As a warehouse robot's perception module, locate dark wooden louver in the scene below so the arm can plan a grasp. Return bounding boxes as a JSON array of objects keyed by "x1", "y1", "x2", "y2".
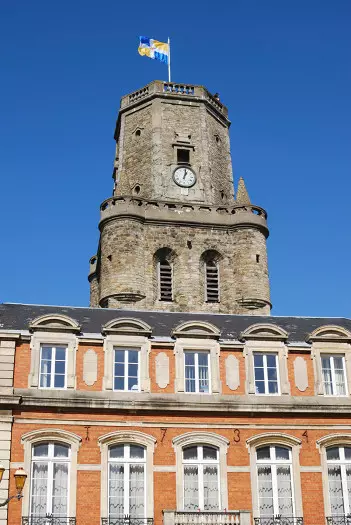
[
  {"x1": 206, "y1": 261, "x2": 219, "y2": 302},
  {"x1": 159, "y1": 261, "x2": 173, "y2": 301}
]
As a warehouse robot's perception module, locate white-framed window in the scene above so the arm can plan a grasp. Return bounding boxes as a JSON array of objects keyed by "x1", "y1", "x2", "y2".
[
  {"x1": 254, "y1": 353, "x2": 280, "y2": 394},
  {"x1": 39, "y1": 345, "x2": 67, "y2": 389},
  {"x1": 256, "y1": 445, "x2": 295, "y2": 518},
  {"x1": 205, "y1": 261, "x2": 219, "y2": 303},
  {"x1": 321, "y1": 355, "x2": 347, "y2": 396},
  {"x1": 108, "y1": 443, "x2": 146, "y2": 518},
  {"x1": 184, "y1": 351, "x2": 210, "y2": 393},
  {"x1": 327, "y1": 445, "x2": 351, "y2": 514},
  {"x1": 30, "y1": 442, "x2": 70, "y2": 517},
  {"x1": 114, "y1": 348, "x2": 139, "y2": 392},
  {"x1": 182, "y1": 444, "x2": 220, "y2": 511}
]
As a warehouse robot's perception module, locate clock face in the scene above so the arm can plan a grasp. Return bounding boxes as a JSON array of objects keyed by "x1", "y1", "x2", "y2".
[{"x1": 173, "y1": 167, "x2": 196, "y2": 188}]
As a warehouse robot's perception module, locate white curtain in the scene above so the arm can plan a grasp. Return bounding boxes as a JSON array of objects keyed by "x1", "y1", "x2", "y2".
[
  {"x1": 109, "y1": 464, "x2": 124, "y2": 517},
  {"x1": 184, "y1": 466, "x2": 199, "y2": 510},
  {"x1": 129, "y1": 464, "x2": 145, "y2": 517},
  {"x1": 52, "y1": 463, "x2": 68, "y2": 516},
  {"x1": 258, "y1": 465, "x2": 273, "y2": 516},
  {"x1": 328, "y1": 466, "x2": 345, "y2": 514},
  {"x1": 185, "y1": 354, "x2": 196, "y2": 393},
  {"x1": 334, "y1": 357, "x2": 346, "y2": 395},
  {"x1": 203, "y1": 465, "x2": 219, "y2": 510},
  {"x1": 277, "y1": 466, "x2": 293, "y2": 515},
  {"x1": 31, "y1": 463, "x2": 48, "y2": 516},
  {"x1": 198, "y1": 354, "x2": 209, "y2": 393}
]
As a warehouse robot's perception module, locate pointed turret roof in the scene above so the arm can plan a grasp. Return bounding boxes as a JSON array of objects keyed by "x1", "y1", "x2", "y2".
[{"x1": 235, "y1": 177, "x2": 251, "y2": 205}]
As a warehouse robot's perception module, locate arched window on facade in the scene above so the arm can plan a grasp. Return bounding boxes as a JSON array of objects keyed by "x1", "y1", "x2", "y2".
[
  {"x1": 326, "y1": 445, "x2": 351, "y2": 516},
  {"x1": 30, "y1": 442, "x2": 70, "y2": 518},
  {"x1": 256, "y1": 445, "x2": 295, "y2": 520},
  {"x1": 182, "y1": 444, "x2": 220, "y2": 511},
  {"x1": 108, "y1": 443, "x2": 146, "y2": 518},
  {"x1": 154, "y1": 248, "x2": 174, "y2": 302}
]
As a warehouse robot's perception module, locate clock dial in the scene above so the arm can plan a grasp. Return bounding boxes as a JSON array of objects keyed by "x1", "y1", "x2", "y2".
[{"x1": 173, "y1": 167, "x2": 196, "y2": 188}]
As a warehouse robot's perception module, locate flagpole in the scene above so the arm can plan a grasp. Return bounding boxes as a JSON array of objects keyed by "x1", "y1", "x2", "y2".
[{"x1": 168, "y1": 37, "x2": 171, "y2": 82}]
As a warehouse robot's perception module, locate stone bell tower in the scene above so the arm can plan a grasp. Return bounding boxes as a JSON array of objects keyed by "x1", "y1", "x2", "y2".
[{"x1": 89, "y1": 80, "x2": 271, "y2": 314}]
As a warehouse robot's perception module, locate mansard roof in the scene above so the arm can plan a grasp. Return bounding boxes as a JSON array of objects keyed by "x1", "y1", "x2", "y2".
[{"x1": 1, "y1": 303, "x2": 351, "y2": 344}]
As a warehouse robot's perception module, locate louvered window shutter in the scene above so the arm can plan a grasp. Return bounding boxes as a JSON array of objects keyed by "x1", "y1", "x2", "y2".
[
  {"x1": 205, "y1": 261, "x2": 219, "y2": 302},
  {"x1": 159, "y1": 260, "x2": 173, "y2": 301}
]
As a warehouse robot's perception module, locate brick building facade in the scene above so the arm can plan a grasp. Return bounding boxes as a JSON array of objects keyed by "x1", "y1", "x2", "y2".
[{"x1": 1, "y1": 81, "x2": 351, "y2": 525}]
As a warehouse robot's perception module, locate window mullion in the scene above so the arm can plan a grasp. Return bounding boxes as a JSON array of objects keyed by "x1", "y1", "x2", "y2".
[
  {"x1": 124, "y1": 351, "x2": 128, "y2": 391},
  {"x1": 124, "y1": 460, "x2": 129, "y2": 515},
  {"x1": 263, "y1": 355, "x2": 268, "y2": 394},
  {"x1": 47, "y1": 457, "x2": 53, "y2": 515},
  {"x1": 195, "y1": 353, "x2": 199, "y2": 393},
  {"x1": 341, "y1": 462, "x2": 349, "y2": 514},
  {"x1": 330, "y1": 357, "x2": 336, "y2": 396},
  {"x1": 199, "y1": 463, "x2": 204, "y2": 510},
  {"x1": 271, "y1": 463, "x2": 279, "y2": 515},
  {"x1": 51, "y1": 347, "x2": 55, "y2": 388}
]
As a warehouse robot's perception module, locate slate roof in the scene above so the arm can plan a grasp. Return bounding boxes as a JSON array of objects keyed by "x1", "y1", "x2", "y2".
[{"x1": 1, "y1": 303, "x2": 350, "y2": 343}]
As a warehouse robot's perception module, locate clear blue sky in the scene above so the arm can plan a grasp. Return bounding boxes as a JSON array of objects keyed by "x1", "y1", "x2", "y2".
[{"x1": 1, "y1": 0, "x2": 350, "y2": 317}]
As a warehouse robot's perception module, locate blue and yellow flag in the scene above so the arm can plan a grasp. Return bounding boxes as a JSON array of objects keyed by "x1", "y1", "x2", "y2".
[{"x1": 138, "y1": 36, "x2": 169, "y2": 64}]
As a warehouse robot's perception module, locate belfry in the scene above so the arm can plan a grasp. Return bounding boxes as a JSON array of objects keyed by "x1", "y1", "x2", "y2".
[{"x1": 88, "y1": 81, "x2": 271, "y2": 314}]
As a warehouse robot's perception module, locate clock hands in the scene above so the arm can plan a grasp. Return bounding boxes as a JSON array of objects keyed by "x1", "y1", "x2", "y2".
[{"x1": 183, "y1": 169, "x2": 188, "y2": 180}]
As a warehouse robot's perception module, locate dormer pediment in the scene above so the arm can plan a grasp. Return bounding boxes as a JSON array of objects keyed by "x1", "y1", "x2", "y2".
[
  {"x1": 171, "y1": 320, "x2": 220, "y2": 339},
  {"x1": 29, "y1": 314, "x2": 81, "y2": 334},
  {"x1": 240, "y1": 323, "x2": 288, "y2": 341},
  {"x1": 102, "y1": 317, "x2": 152, "y2": 337},
  {"x1": 307, "y1": 325, "x2": 351, "y2": 343}
]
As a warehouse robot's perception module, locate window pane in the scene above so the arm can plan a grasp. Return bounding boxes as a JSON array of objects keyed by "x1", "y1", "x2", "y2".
[
  {"x1": 327, "y1": 447, "x2": 340, "y2": 461},
  {"x1": 31, "y1": 462, "x2": 48, "y2": 516},
  {"x1": 110, "y1": 445, "x2": 124, "y2": 459},
  {"x1": 109, "y1": 463, "x2": 124, "y2": 517},
  {"x1": 334, "y1": 357, "x2": 344, "y2": 370},
  {"x1": 258, "y1": 465, "x2": 273, "y2": 516},
  {"x1": 335, "y1": 363, "x2": 346, "y2": 395},
  {"x1": 55, "y1": 348, "x2": 66, "y2": 361},
  {"x1": 54, "y1": 444, "x2": 69, "y2": 458},
  {"x1": 52, "y1": 463, "x2": 68, "y2": 515},
  {"x1": 55, "y1": 361, "x2": 66, "y2": 375},
  {"x1": 267, "y1": 368, "x2": 277, "y2": 381},
  {"x1": 345, "y1": 448, "x2": 351, "y2": 461},
  {"x1": 129, "y1": 351, "x2": 139, "y2": 364},
  {"x1": 255, "y1": 381, "x2": 266, "y2": 394},
  {"x1": 128, "y1": 377, "x2": 139, "y2": 391},
  {"x1": 254, "y1": 354, "x2": 264, "y2": 367},
  {"x1": 328, "y1": 465, "x2": 345, "y2": 514},
  {"x1": 277, "y1": 466, "x2": 293, "y2": 515},
  {"x1": 115, "y1": 350, "x2": 125, "y2": 363},
  {"x1": 257, "y1": 447, "x2": 270, "y2": 461},
  {"x1": 255, "y1": 368, "x2": 264, "y2": 381},
  {"x1": 114, "y1": 363, "x2": 125, "y2": 377},
  {"x1": 183, "y1": 446, "x2": 198, "y2": 461},
  {"x1": 40, "y1": 358, "x2": 51, "y2": 375},
  {"x1": 198, "y1": 353, "x2": 208, "y2": 367},
  {"x1": 203, "y1": 465, "x2": 219, "y2": 510},
  {"x1": 268, "y1": 381, "x2": 278, "y2": 394},
  {"x1": 266, "y1": 354, "x2": 277, "y2": 368},
  {"x1": 129, "y1": 464, "x2": 145, "y2": 517},
  {"x1": 128, "y1": 364, "x2": 138, "y2": 377},
  {"x1": 130, "y1": 446, "x2": 144, "y2": 459},
  {"x1": 114, "y1": 377, "x2": 125, "y2": 391},
  {"x1": 203, "y1": 446, "x2": 217, "y2": 460},
  {"x1": 41, "y1": 347, "x2": 52, "y2": 360},
  {"x1": 54, "y1": 375, "x2": 65, "y2": 388},
  {"x1": 275, "y1": 447, "x2": 290, "y2": 460},
  {"x1": 33, "y1": 444, "x2": 49, "y2": 457},
  {"x1": 185, "y1": 353, "x2": 195, "y2": 366},
  {"x1": 322, "y1": 356, "x2": 331, "y2": 370},
  {"x1": 184, "y1": 466, "x2": 199, "y2": 510}
]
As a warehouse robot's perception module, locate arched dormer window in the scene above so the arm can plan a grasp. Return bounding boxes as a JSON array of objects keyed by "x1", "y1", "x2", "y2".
[
  {"x1": 154, "y1": 248, "x2": 175, "y2": 302},
  {"x1": 201, "y1": 250, "x2": 221, "y2": 303}
]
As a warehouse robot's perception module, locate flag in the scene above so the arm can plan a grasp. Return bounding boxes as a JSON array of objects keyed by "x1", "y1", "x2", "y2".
[{"x1": 138, "y1": 36, "x2": 169, "y2": 64}]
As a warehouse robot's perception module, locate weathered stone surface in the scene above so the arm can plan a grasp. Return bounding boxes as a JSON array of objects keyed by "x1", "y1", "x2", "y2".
[
  {"x1": 155, "y1": 352, "x2": 170, "y2": 389},
  {"x1": 294, "y1": 356, "x2": 308, "y2": 392},
  {"x1": 83, "y1": 349, "x2": 98, "y2": 386},
  {"x1": 225, "y1": 355, "x2": 240, "y2": 391}
]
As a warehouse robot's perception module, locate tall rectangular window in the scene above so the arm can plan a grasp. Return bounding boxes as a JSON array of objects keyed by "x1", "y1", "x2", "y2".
[
  {"x1": 254, "y1": 353, "x2": 279, "y2": 394},
  {"x1": 39, "y1": 346, "x2": 67, "y2": 389},
  {"x1": 185, "y1": 351, "x2": 210, "y2": 393},
  {"x1": 114, "y1": 349, "x2": 139, "y2": 391},
  {"x1": 321, "y1": 355, "x2": 347, "y2": 395}
]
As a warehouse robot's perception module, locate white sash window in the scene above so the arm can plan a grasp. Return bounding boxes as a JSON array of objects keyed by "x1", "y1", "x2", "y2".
[
  {"x1": 183, "y1": 445, "x2": 219, "y2": 511},
  {"x1": 254, "y1": 353, "x2": 279, "y2": 394},
  {"x1": 327, "y1": 446, "x2": 351, "y2": 515},
  {"x1": 109, "y1": 444, "x2": 146, "y2": 518},
  {"x1": 30, "y1": 442, "x2": 70, "y2": 517},
  {"x1": 321, "y1": 355, "x2": 347, "y2": 396},
  {"x1": 184, "y1": 351, "x2": 210, "y2": 394},
  {"x1": 114, "y1": 348, "x2": 140, "y2": 392},
  {"x1": 39, "y1": 346, "x2": 67, "y2": 389},
  {"x1": 256, "y1": 445, "x2": 294, "y2": 518}
]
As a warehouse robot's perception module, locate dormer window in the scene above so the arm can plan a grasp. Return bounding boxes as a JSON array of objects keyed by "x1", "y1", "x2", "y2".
[{"x1": 39, "y1": 345, "x2": 67, "y2": 389}]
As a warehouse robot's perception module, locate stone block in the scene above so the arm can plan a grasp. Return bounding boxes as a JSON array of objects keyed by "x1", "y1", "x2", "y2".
[
  {"x1": 83, "y1": 349, "x2": 98, "y2": 386},
  {"x1": 155, "y1": 352, "x2": 170, "y2": 388}
]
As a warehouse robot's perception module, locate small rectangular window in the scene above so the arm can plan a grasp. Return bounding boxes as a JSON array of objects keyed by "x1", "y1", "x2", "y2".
[
  {"x1": 321, "y1": 354, "x2": 347, "y2": 395},
  {"x1": 177, "y1": 148, "x2": 190, "y2": 164},
  {"x1": 114, "y1": 348, "x2": 139, "y2": 391},
  {"x1": 185, "y1": 351, "x2": 210, "y2": 393},
  {"x1": 254, "y1": 353, "x2": 279, "y2": 395},
  {"x1": 39, "y1": 345, "x2": 67, "y2": 389}
]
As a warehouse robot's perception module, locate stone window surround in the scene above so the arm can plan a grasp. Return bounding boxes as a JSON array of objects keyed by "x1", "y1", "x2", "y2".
[
  {"x1": 316, "y1": 434, "x2": 351, "y2": 518},
  {"x1": 98, "y1": 430, "x2": 156, "y2": 519},
  {"x1": 174, "y1": 338, "x2": 220, "y2": 394},
  {"x1": 103, "y1": 334, "x2": 151, "y2": 392},
  {"x1": 172, "y1": 431, "x2": 229, "y2": 511},
  {"x1": 21, "y1": 429, "x2": 82, "y2": 518},
  {"x1": 28, "y1": 332, "x2": 78, "y2": 389},
  {"x1": 246, "y1": 433, "x2": 303, "y2": 518},
  {"x1": 311, "y1": 342, "x2": 351, "y2": 396},
  {"x1": 243, "y1": 340, "x2": 290, "y2": 395}
]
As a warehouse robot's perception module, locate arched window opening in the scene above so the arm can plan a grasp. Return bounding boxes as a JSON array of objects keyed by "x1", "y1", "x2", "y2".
[
  {"x1": 30, "y1": 442, "x2": 70, "y2": 518},
  {"x1": 256, "y1": 445, "x2": 295, "y2": 520},
  {"x1": 108, "y1": 444, "x2": 146, "y2": 518},
  {"x1": 326, "y1": 445, "x2": 351, "y2": 516},
  {"x1": 182, "y1": 444, "x2": 220, "y2": 511},
  {"x1": 205, "y1": 260, "x2": 219, "y2": 303},
  {"x1": 159, "y1": 260, "x2": 173, "y2": 301}
]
